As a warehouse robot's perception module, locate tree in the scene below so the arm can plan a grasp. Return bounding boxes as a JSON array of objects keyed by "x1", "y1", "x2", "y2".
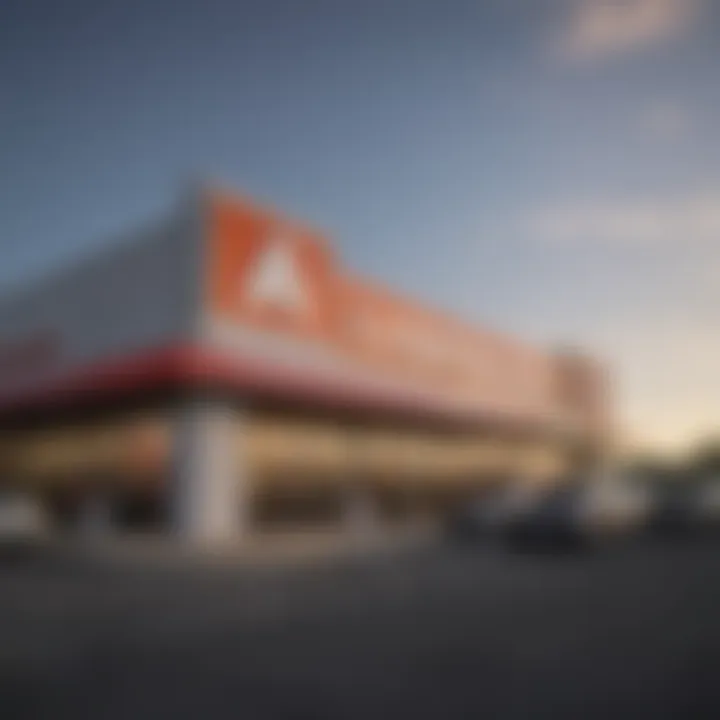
[{"x1": 687, "y1": 437, "x2": 720, "y2": 479}]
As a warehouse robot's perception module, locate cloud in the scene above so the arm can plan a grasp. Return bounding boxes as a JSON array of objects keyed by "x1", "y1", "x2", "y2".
[
  {"x1": 559, "y1": 0, "x2": 701, "y2": 63},
  {"x1": 531, "y1": 189, "x2": 720, "y2": 248}
]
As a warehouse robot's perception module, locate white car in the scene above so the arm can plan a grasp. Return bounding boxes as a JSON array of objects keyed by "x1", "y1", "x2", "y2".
[
  {"x1": 0, "y1": 492, "x2": 48, "y2": 545},
  {"x1": 579, "y1": 479, "x2": 653, "y2": 537}
]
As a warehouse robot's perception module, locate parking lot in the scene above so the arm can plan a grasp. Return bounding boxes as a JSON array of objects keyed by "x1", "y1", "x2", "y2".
[{"x1": 1, "y1": 536, "x2": 719, "y2": 719}]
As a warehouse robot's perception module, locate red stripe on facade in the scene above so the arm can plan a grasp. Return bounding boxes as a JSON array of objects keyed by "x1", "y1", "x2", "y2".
[{"x1": 0, "y1": 344, "x2": 557, "y2": 433}]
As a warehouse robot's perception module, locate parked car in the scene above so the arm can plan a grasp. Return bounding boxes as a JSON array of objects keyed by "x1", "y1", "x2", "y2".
[
  {"x1": 696, "y1": 480, "x2": 720, "y2": 534},
  {"x1": 647, "y1": 479, "x2": 720, "y2": 539},
  {"x1": 0, "y1": 491, "x2": 49, "y2": 551},
  {"x1": 645, "y1": 482, "x2": 701, "y2": 538},
  {"x1": 445, "y1": 482, "x2": 544, "y2": 543},
  {"x1": 503, "y1": 478, "x2": 650, "y2": 552}
]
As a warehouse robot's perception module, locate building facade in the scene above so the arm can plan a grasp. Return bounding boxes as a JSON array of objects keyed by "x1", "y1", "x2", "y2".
[{"x1": 0, "y1": 187, "x2": 611, "y2": 542}]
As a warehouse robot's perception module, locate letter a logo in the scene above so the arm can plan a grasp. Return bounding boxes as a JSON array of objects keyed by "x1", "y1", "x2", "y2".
[{"x1": 245, "y1": 233, "x2": 311, "y2": 315}]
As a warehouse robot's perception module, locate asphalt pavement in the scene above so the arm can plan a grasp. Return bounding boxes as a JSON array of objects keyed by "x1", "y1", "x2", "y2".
[{"x1": 1, "y1": 536, "x2": 719, "y2": 719}]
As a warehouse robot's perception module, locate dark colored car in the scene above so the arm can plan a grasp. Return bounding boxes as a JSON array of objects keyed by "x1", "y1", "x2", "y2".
[
  {"x1": 445, "y1": 483, "x2": 542, "y2": 543},
  {"x1": 696, "y1": 481, "x2": 720, "y2": 535},
  {"x1": 646, "y1": 480, "x2": 720, "y2": 539},
  {"x1": 503, "y1": 483, "x2": 589, "y2": 552},
  {"x1": 646, "y1": 486, "x2": 695, "y2": 538}
]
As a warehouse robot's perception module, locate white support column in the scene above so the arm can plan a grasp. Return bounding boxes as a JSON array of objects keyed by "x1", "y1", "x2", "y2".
[
  {"x1": 170, "y1": 400, "x2": 246, "y2": 544},
  {"x1": 343, "y1": 484, "x2": 378, "y2": 538},
  {"x1": 342, "y1": 430, "x2": 378, "y2": 538}
]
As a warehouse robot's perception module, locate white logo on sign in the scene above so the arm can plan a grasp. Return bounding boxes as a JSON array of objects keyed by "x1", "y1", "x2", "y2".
[{"x1": 245, "y1": 234, "x2": 311, "y2": 314}]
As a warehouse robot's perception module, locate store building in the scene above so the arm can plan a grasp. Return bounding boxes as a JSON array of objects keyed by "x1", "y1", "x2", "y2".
[{"x1": 0, "y1": 187, "x2": 611, "y2": 542}]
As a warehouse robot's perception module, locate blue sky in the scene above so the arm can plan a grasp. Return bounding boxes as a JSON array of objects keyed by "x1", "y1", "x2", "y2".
[{"x1": 2, "y1": 0, "x2": 719, "y2": 451}]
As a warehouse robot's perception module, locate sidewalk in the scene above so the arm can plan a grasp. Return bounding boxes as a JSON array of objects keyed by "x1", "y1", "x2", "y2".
[{"x1": 38, "y1": 522, "x2": 438, "y2": 572}]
